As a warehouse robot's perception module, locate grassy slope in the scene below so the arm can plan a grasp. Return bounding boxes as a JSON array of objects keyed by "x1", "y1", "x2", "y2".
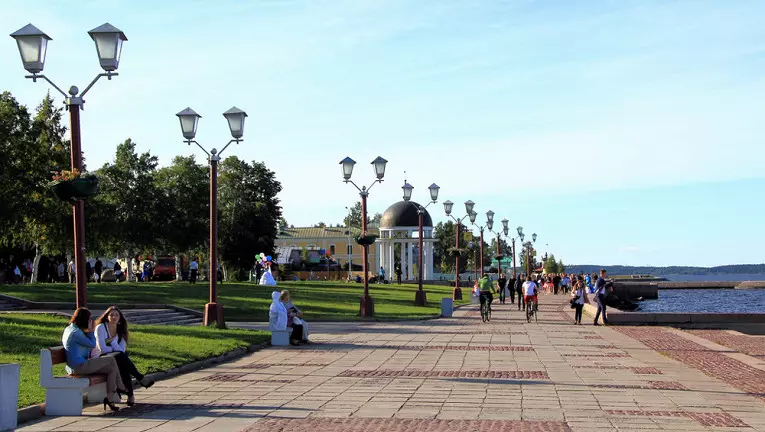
[
  {"x1": 0, "y1": 313, "x2": 269, "y2": 408},
  {"x1": 1, "y1": 281, "x2": 467, "y2": 321}
]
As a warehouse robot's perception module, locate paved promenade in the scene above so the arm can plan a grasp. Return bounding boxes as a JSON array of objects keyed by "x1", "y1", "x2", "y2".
[{"x1": 17, "y1": 295, "x2": 765, "y2": 431}]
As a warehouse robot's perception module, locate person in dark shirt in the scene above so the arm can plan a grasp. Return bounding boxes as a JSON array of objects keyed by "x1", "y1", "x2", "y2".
[
  {"x1": 553, "y1": 274, "x2": 562, "y2": 295},
  {"x1": 94, "y1": 258, "x2": 103, "y2": 283}
]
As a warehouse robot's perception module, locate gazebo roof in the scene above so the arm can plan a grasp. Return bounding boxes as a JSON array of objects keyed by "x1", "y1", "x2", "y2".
[{"x1": 379, "y1": 201, "x2": 433, "y2": 229}]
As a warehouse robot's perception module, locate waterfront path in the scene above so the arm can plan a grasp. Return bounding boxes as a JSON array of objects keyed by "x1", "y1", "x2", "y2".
[{"x1": 17, "y1": 296, "x2": 765, "y2": 431}]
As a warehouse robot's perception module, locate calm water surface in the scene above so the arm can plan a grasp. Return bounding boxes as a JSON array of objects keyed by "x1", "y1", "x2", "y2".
[{"x1": 637, "y1": 288, "x2": 765, "y2": 313}]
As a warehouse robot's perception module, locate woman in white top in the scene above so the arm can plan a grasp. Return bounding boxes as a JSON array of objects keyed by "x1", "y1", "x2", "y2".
[
  {"x1": 95, "y1": 306, "x2": 153, "y2": 406},
  {"x1": 571, "y1": 278, "x2": 589, "y2": 325}
]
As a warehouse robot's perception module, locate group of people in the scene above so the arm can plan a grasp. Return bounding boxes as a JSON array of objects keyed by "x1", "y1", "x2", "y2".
[
  {"x1": 0, "y1": 255, "x2": 114, "y2": 284},
  {"x1": 268, "y1": 290, "x2": 309, "y2": 346},
  {"x1": 475, "y1": 269, "x2": 614, "y2": 325},
  {"x1": 61, "y1": 306, "x2": 155, "y2": 412}
]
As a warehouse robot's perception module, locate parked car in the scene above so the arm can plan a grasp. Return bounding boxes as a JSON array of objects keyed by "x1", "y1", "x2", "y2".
[{"x1": 152, "y1": 256, "x2": 177, "y2": 281}]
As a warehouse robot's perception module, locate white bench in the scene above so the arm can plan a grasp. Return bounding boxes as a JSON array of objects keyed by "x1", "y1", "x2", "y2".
[
  {"x1": 40, "y1": 347, "x2": 107, "y2": 416},
  {"x1": 270, "y1": 328, "x2": 293, "y2": 346}
]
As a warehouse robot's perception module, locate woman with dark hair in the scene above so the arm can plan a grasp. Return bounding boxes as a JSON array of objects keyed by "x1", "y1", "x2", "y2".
[
  {"x1": 62, "y1": 308, "x2": 126, "y2": 411},
  {"x1": 95, "y1": 306, "x2": 154, "y2": 406}
]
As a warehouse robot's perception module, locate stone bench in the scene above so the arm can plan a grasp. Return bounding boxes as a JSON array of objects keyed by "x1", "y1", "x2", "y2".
[
  {"x1": 40, "y1": 347, "x2": 107, "y2": 416},
  {"x1": 271, "y1": 328, "x2": 293, "y2": 346}
]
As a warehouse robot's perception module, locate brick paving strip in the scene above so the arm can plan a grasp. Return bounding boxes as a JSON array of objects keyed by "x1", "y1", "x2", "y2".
[
  {"x1": 614, "y1": 326, "x2": 765, "y2": 401},
  {"x1": 686, "y1": 329, "x2": 765, "y2": 359},
  {"x1": 605, "y1": 410, "x2": 750, "y2": 428},
  {"x1": 242, "y1": 418, "x2": 571, "y2": 432},
  {"x1": 574, "y1": 365, "x2": 663, "y2": 374},
  {"x1": 591, "y1": 380, "x2": 688, "y2": 390},
  {"x1": 337, "y1": 370, "x2": 550, "y2": 379}
]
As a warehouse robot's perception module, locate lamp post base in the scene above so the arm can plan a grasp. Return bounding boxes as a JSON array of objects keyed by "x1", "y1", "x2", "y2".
[
  {"x1": 359, "y1": 295, "x2": 375, "y2": 317},
  {"x1": 414, "y1": 289, "x2": 427, "y2": 306},
  {"x1": 203, "y1": 302, "x2": 226, "y2": 328},
  {"x1": 453, "y1": 287, "x2": 463, "y2": 300}
]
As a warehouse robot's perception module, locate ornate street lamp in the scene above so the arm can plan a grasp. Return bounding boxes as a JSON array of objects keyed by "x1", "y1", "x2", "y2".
[
  {"x1": 443, "y1": 198, "x2": 477, "y2": 300},
  {"x1": 10, "y1": 22, "x2": 127, "y2": 309},
  {"x1": 402, "y1": 181, "x2": 440, "y2": 306},
  {"x1": 176, "y1": 106, "x2": 248, "y2": 328},
  {"x1": 340, "y1": 156, "x2": 388, "y2": 317}
]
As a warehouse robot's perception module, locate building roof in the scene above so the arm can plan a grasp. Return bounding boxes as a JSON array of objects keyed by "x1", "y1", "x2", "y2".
[
  {"x1": 380, "y1": 201, "x2": 433, "y2": 229},
  {"x1": 278, "y1": 226, "x2": 379, "y2": 240}
]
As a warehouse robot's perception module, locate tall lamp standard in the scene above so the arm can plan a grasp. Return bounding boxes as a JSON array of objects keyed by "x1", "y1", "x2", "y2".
[
  {"x1": 443, "y1": 200, "x2": 476, "y2": 300},
  {"x1": 517, "y1": 226, "x2": 526, "y2": 276},
  {"x1": 471, "y1": 210, "x2": 494, "y2": 278},
  {"x1": 10, "y1": 23, "x2": 127, "y2": 309},
  {"x1": 401, "y1": 181, "x2": 440, "y2": 306},
  {"x1": 176, "y1": 106, "x2": 248, "y2": 328},
  {"x1": 530, "y1": 233, "x2": 538, "y2": 275},
  {"x1": 489, "y1": 219, "x2": 510, "y2": 276},
  {"x1": 340, "y1": 156, "x2": 388, "y2": 317}
]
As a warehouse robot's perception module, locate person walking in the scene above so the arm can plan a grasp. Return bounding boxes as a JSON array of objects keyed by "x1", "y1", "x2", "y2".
[
  {"x1": 497, "y1": 273, "x2": 507, "y2": 304},
  {"x1": 593, "y1": 269, "x2": 610, "y2": 325},
  {"x1": 514, "y1": 275, "x2": 524, "y2": 310},
  {"x1": 395, "y1": 266, "x2": 402, "y2": 285},
  {"x1": 189, "y1": 258, "x2": 199, "y2": 284},
  {"x1": 94, "y1": 258, "x2": 103, "y2": 283},
  {"x1": 571, "y1": 277, "x2": 588, "y2": 324},
  {"x1": 379, "y1": 266, "x2": 385, "y2": 283}
]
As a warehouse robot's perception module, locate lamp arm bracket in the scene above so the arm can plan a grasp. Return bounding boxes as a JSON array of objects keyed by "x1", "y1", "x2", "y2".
[
  {"x1": 218, "y1": 139, "x2": 240, "y2": 158},
  {"x1": 26, "y1": 74, "x2": 68, "y2": 99},
  {"x1": 185, "y1": 140, "x2": 210, "y2": 156},
  {"x1": 366, "y1": 178, "x2": 383, "y2": 193},
  {"x1": 344, "y1": 179, "x2": 362, "y2": 193},
  {"x1": 80, "y1": 73, "x2": 117, "y2": 99}
]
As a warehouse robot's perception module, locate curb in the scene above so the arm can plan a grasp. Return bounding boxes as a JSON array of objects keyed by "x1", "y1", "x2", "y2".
[{"x1": 16, "y1": 340, "x2": 271, "y2": 426}]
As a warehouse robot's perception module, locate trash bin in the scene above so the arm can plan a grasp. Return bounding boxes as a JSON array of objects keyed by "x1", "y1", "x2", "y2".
[
  {"x1": 0, "y1": 363, "x2": 20, "y2": 431},
  {"x1": 441, "y1": 297, "x2": 453, "y2": 318}
]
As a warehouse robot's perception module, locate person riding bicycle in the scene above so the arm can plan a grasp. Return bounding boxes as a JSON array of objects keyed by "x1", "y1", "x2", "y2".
[
  {"x1": 522, "y1": 276, "x2": 538, "y2": 312},
  {"x1": 478, "y1": 274, "x2": 495, "y2": 312}
]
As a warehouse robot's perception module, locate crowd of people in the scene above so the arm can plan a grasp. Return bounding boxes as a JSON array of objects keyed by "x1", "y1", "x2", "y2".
[{"x1": 477, "y1": 269, "x2": 614, "y2": 326}]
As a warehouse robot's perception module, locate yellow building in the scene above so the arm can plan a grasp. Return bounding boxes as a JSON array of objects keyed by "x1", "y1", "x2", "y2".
[{"x1": 275, "y1": 224, "x2": 380, "y2": 271}]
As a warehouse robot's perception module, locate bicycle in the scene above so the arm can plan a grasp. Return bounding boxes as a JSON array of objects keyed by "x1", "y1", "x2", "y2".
[
  {"x1": 480, "y1": 296, "x2": 492, "y2": 322},
  {"x1": 526, "y1": 300, "x2": 538, "y2": 323}
]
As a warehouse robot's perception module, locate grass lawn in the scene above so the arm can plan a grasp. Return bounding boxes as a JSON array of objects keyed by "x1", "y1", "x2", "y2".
[
  {"x1": 0, "y1": 313, "x2": 269, "y2": 408},
  {"x1": 1, "y1": 281, "x2": 468, "y2": 321}
]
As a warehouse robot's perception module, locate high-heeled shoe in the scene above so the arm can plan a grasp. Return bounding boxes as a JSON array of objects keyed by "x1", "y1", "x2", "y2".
[
  {"x1": 127, "y1": 395, "x2": 136, "y2": 407},
  {"x1": 103, "y1": 397, "x2": 119, "y2": 412},
  {"x1": 139, "y1": 378, "x2": 155, "y2": 389}
]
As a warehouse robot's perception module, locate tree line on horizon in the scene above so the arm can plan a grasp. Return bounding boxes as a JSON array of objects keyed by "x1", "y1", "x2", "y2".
[
  {"x1": 0, "y1": 91, "x2": 282, "y2": 281},
  {"x1": 568, "y1": 264, "x2": 765, "y2": 275}
]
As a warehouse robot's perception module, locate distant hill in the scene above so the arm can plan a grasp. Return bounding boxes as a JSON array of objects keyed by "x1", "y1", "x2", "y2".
[{"x1": 567, "y1": 264, "x2": 765, "y2": 276}]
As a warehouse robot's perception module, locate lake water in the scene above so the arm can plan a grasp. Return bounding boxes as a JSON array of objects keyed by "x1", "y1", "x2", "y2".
[
  {"x1": 636, "y1": 288, "x2": 765, "y2": 313},
  {"x1": 661, "y1": 274, "x2": 765, "y2": 282}
]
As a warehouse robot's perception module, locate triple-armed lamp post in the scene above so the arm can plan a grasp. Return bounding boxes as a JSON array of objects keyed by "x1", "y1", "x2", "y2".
[
  {"x1": 176, "y1": 106, "x2": 248, "y2": 328},
  {"x1": 340, "y1": 156, "x2": 388, "y2": 317},
  {"x1": 443, "y1": 200, "x2": 476, "y2": 300},
  {"x1": 10, "y1": 22, "x2": 128, "y2": 309},
  {"x1": 401, "y1": 181, "x2": 439, "y2": 306},
  {"x1": 489, "y1": 219, "x2": 510, "y2": 276}
]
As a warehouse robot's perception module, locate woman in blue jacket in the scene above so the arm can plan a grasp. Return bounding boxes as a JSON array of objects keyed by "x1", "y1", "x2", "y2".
[{"x1": 62, "y1": 308, "x2": 127, "y2": 411}]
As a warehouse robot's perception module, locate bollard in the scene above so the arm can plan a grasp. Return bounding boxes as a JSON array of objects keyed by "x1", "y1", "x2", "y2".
[
  {"x1": 441, "y1": 297, "x2": 453, "y2": 318},
  {"x1": 0, "y1": 363, "x2": 20, "y2": 431}
]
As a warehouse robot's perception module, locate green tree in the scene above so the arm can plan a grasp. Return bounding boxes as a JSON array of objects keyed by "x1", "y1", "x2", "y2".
[
  {"x1": 433, "y1": 221, "x2": 455, "y2": 273},
  {"x1": 0, "y1": 92, "x2": 34, "y2": 247},
  {"x1": 155, "y1": 155, "x2": 209, "y2": 279},
  {"x1": 557, "y1": 259, "x2": 566, "y2": 273},
  {"x1": 88, "y1": 139, "x2": 161, "y2": 267},
  {"x1": 217, "y1": 156, "x2": 282, "y2": 280},
  {"x1": 544, "y1": 253, "x2": 558, "y2": 274},
  {"x1": 343, "y1": 202, "x2": 362, "y2": 228}
]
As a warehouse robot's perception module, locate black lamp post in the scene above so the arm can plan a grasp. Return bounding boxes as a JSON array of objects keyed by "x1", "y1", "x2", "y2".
[
  {"x1": 402, "y1": 181, "x2": 439, "y2": 306},
  {"x1": 443, "y1": 200, "x2": 475, "y2": 300}
]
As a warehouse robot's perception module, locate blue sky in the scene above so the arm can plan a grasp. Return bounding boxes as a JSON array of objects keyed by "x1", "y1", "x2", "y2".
[{"x1": 2, "y1": 0, "x2": 764, "y2": 267}]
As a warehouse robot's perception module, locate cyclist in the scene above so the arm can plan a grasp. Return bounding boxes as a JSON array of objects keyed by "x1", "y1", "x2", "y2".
[
  {"x1": 478, "y1": 274, "x2": 495, "y2": 316},
  {"x1": 522, "y1": 276, "x2": 538, "y2": 313}
]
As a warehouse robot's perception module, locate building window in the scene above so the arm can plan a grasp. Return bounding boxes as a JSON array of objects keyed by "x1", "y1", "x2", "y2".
[
  {"x1": 330, "y1": 244, "x2": 336, "y2": 255},
  {"x1": 347, "y1": 244, "x2": 353, "y2": 255}
]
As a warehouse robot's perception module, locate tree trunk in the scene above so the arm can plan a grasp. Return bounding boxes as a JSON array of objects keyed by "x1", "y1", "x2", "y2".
[
  {"x1": 126, "y1": 250, "x2": 135, "y2": 282},
  {"x1": 31, "y1": 244, "x2": 42, "y2": 283},
  {"x1": 175, "y1": 254, "x2": 182, "y2": 281}
]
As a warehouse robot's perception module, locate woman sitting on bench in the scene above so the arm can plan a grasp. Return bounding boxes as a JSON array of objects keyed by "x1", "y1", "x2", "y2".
[
  {"x1": 281, "y1": 290, "x2": 310, "y2": 344},
  {"x1": 95, "y1": 306, "x2": 154, "y2": 407},
  {"x1": 62, "y1": 308, "x2": 127, "y2": 412}
]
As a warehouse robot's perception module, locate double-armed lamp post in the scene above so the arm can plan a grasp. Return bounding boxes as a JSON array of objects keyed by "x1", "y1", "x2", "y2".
[
  {"x1": 471, "y1": 210, "x2": 495, "y2": 278},
  {"x1": 10, "y1": 23, "x2": 128, "y2": 309},
  {"x1": 340, "y1": 156, "x2": 388, "y2": 317},
  {"x1": 489, "y1": 219, "x2": 510, "y2": 276},
  {"x1": 401, "y1": 181, "x2": 439, "y2": 306},
  {"x1": 176, "y1": 107, "x2": 248, "y2": 328},
  {"x1": 443, "y1": 200, "x2": 476, "y2": 300}
]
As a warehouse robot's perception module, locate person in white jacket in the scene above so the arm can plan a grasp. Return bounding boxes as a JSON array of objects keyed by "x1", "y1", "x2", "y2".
[
  {"x1": 269, "y1": 291, "x2": 288, "y2": 331},
  {"x1": 94, "y1": 306, "x2": 153, "y2": 406}
]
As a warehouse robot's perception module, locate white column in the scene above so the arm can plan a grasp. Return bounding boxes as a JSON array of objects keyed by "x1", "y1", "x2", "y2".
[
  {"x1": 399, "y1": 241, "x2": 405, "y2": 280},
  {"x1": 408, "y1": 241, "x2": 414, "y2": 280}
]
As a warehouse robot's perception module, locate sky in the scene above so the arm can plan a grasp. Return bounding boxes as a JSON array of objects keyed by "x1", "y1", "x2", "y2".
[{"x1": 1, "y1": 0, "x2": 764, "y2": 267}]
